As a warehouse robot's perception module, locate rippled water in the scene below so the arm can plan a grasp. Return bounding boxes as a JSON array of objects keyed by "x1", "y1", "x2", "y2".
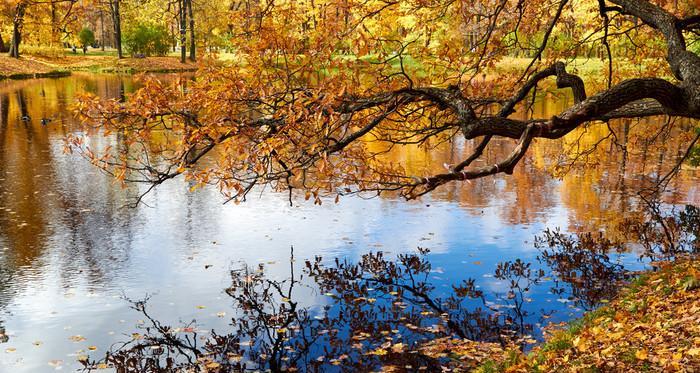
[{"x1": 0, "y1": 73, "x2": 698, "y2": 371}]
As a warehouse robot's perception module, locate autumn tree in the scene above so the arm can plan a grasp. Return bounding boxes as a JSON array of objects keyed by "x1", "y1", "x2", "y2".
[
  {"x1": 187, "y1": 0, "x2": 194, "y2": 61},
  {"x1": 7, "y1": 0, "x2": 28, "y2": 57},
  {"x1": 173, "y1": 0, "x2": 195, "y2": 62},
  {"x1": 71, "y1": 0, "x2": 700, "y2": 205},
  {"x1": 2, "y1": 0, "x2": 86, "y2": 57},
  {"x1": 107, "y1": 0, "x2": 122, "y2": 58},
  {"x1": 78, "y1": 27, "x2": 94, "y2": 48}
]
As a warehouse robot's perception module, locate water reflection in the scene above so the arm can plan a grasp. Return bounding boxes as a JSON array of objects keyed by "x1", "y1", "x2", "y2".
[
  {"x1": 79, "y1": 204, "x2": 699, "y2": 372},
  {"x1": 0, "y1": 73, "x2": 697, "y2": 371},
  {"x1": 80, "y1": 249, "x2": 533, "y2": 372}
]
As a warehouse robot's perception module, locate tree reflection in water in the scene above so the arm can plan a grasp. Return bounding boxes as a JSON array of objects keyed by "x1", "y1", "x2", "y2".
[{"x1": 80, "y1": 204, "x2": 700, "y2": 373}]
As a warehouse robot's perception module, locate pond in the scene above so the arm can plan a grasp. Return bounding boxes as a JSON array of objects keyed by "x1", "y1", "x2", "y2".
[{"x1": 0, "y1": 73, "x2": 698, "y2": 371}]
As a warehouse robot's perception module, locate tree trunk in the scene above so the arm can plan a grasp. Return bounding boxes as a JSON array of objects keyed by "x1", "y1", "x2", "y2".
[
  {"x1": 50, "y1": 1, "x2": 57, "y2": 46},
  {"x1": 101, "y1": 10, "x2": 106, "y2": 51},
  {"x1": 179, "y1": 0, "x2": 187, "y2": 63},
  {"x1": 187, "y1": 0, "x2": 196, "y2": 62},
  {"x1": 9, "y1": 3, "x2": 27, "y2": 59},
  {"x1": 171, "y1": 21, "x2": 176, "y2": 52},
  {"x1": 110, "y1": 0, "x2": 123, "y2": 59}
]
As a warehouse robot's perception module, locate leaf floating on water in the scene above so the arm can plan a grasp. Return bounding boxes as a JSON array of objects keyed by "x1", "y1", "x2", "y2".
[
  {"x1": 196, "y1": 305, "x2": 206, "y2": 309},
  {"x1": 216, "y1": 311, "x2": 226, "y2": 317},
  {"x1": 368, "y1": 348, "x2": 388, "y2": 356},
  {"x1": 391, "y1": 343, "x2": 405, "y2": 353},
  {"x1": 5, "y1": 347, "x2": 16, "y2": 353},
  {"x1": 48, "y1": 360, "x2": 63, "y2": 367},
  {"x1": 88, "y1": 345, "x2": 97, "y2": 351},
  {"x1": 33, "y1": 341, "x2": 43, "y2": 346},
  {"x1": 69, "y1": 335, "x2": 86, "y2": 342}
]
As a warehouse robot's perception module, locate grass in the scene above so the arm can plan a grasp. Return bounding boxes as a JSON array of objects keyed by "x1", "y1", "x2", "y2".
[
  {"x1": 2, "y1": 46, "x2": 630, "y2": 83},
  {"x1": 0, "y1": 47, "x2": 199, "y2": 79},
  {"x1": 495, "y1": 56, "x2": 606, "y2": 77}
]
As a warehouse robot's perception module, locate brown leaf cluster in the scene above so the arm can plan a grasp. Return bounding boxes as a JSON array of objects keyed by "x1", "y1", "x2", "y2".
[
  {"x1": 514, "y1": 258, "x2": 700, "y2": 372},
  {"x1": 419, "y1": 337, "x2": 510, "y2": 371}
]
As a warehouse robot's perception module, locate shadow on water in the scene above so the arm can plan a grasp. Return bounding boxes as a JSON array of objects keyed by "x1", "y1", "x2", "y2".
[{"x1": 80, "y1": 203, "x2": 700, "y2": 373}]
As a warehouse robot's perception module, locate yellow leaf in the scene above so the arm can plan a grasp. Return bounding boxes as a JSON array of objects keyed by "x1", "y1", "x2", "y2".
[
  {"x1": 601, "y1": 345, "x2": 614, "y2": 356},
  {"x1": 206, "y1": 362, "x2": 221, "y2": 369},
  {"x1": 391, "y1": 343, "x2": 405, "y2": 353},
  {"x1": 635, "y1": 349, "x2": 648, "y2": 360}
]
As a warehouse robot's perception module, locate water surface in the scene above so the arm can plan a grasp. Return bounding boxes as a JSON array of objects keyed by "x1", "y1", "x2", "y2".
[{"x1": 0, "y1": 74, "x2": 698, "y2": 371}]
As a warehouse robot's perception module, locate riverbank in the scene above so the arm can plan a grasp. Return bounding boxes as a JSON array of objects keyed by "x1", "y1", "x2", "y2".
[
  {"x1": 0, "y1": 55, "x2": 197, "y2": 80},
  {"x1": 422, "y1": 258, "x2": 700, "y2": 372},
  {"x1": 0, "y1": 56, "x2": 71, "y2": 80}
]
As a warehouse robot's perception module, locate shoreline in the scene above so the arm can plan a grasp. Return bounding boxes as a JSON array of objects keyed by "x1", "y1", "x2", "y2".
[
  {"x1": 0, "y1": 55, "x2": 198, "y2": 81},
  {"x1": 0, "y1": 70, "x2": 72, "y2": 81},
  {"x1": 418, "y1": 257, "x2": 700, "y2": 372}
]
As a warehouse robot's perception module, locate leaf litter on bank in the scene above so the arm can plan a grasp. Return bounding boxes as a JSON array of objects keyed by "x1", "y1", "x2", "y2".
[{"x1": 466, "y1": 257, "x2": 700, "y2": 372}]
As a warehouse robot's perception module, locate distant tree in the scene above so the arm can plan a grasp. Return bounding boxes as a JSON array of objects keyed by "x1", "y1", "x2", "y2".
[
  {"x1": 108, "y1": 0, "x2": 122, "y2": 58},
  {"x1": 178, "y1": 0, "x2": 186, "y2": 63},
  {"x1": 8, "y1": 1, "x2": 28, "y2": 58},
  {"x1": 186, "y1": 0, "x2": 194, "y2": 62},
  {"x1": 0, "y1": 33, "x2": 7, "y2": 53},
  {"x1": 78, "y1": 27, "x2": 95, "y2": 48},
  {"x1": 123, "y1": 23, "x2": 169, "y2": 57}
]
